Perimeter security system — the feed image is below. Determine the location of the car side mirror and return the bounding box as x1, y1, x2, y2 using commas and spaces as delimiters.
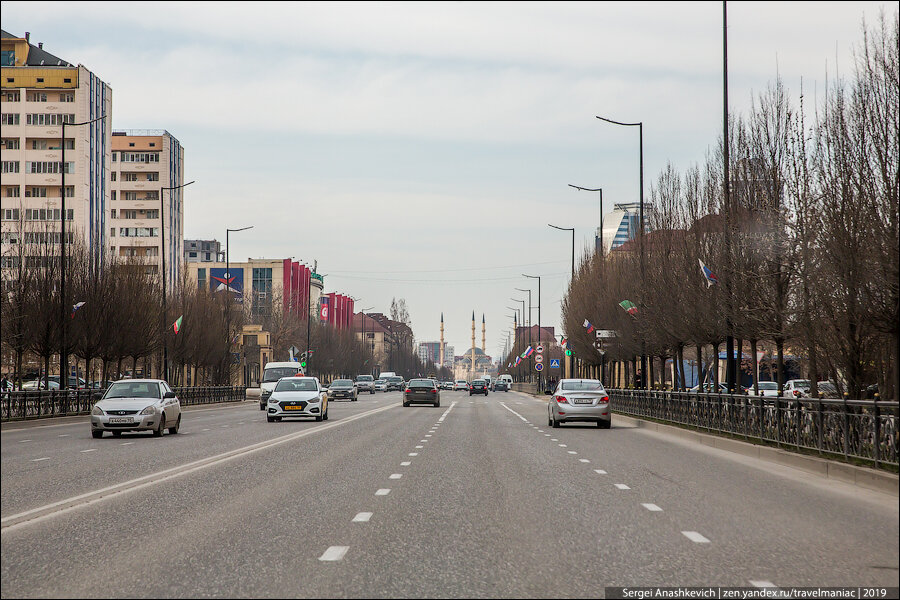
164, 391, 176, 399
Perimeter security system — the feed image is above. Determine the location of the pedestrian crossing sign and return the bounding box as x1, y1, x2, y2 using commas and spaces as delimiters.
549, 359, 560, 369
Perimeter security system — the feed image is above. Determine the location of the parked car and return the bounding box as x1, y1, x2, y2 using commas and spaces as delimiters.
469, 379, 488, 396
751, 381, 780, 397
783, 379, 811, 398
454, 379, 468, 391
327, 379, 358, 401
492, 380, 509, 392
266, 376, 328, 422
816, 381, 839, 398
548, 379, 610, 429
48, 375, 88, 389
22, 379, 60, 390
374, 379, 388, 392
90, 379, 181, 438
356, 374, 376, 394
688, 382, 728, 393
403, 378, 440, 407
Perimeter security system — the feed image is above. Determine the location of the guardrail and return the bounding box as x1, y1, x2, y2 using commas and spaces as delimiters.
609, 389, 899, 470
1, 386, 246, 422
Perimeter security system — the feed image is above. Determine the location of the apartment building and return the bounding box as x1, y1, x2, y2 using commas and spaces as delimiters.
109, 130, 184, 287
1, 30, 112, 271
184, 239, 222, 263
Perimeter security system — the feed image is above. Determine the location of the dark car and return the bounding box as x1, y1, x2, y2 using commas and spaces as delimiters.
469, 379, 489, 396
385, 376, 405, 392
327, 379, 358, 401
403, 378, 440, 407
492, 380, 509, 392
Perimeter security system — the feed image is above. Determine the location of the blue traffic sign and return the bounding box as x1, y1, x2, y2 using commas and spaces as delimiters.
535, 363, 544, 371
549, 359, 560, 369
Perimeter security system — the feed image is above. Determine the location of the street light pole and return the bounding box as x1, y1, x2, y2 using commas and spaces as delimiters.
597, 115, 646, 389
523, 274, 541, 392
160, 180, 194, 382
549, 223, 575, 379
514, 288, 532, 383
59, 114, 105, 388
224, 226, 253, 384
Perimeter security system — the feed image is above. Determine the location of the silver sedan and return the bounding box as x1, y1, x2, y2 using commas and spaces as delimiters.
90, 379, 181, 438
548, 379, 611, 429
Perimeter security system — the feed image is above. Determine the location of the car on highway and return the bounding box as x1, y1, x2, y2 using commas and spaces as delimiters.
403, 378, 440, 407
266, 376, 328, 422
90, 379, 181, 438
548, 379, 610, 429
442, 380, 454, 390
374, 378, 388, 392
492, 379, 509, 392
469, 379, 488, 396
385, 376, 405, 392
327, 379, 358, 401
259, 361, 305, 410
454, 379, 468, 391
356, 374, 376, 394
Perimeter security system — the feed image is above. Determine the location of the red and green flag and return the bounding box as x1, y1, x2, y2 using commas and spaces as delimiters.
173, 315, 183, 334
619, 300, 638, 316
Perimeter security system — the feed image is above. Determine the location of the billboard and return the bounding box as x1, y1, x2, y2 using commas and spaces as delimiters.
210, 268, 244, 303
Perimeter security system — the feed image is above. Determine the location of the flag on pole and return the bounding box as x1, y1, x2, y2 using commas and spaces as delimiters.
698, 259, 719, 287
619, 300, 638, 316
521, 345, 534, 358
71, 301, 86, 319
582, 319, 595, 334
561, 336, 569, 349
514, 356, 522, 366
172, 315, 183, 334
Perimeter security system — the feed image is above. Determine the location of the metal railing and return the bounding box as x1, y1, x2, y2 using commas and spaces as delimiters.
609, 389, 899, 470
1, 386, 246, 422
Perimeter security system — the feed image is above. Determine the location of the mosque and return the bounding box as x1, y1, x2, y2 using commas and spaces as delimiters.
452, 313, 494, 381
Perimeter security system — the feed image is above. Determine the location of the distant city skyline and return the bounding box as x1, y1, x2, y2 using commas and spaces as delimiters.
0, 1, 890, 358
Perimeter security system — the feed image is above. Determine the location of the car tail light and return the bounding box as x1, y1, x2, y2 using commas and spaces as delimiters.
556, 396, 568, 404
600, 395, 609, 403
432, 388, 438, 393
405, 388, 411, 393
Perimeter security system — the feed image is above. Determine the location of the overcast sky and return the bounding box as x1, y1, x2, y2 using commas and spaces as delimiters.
2, 1, 892, 360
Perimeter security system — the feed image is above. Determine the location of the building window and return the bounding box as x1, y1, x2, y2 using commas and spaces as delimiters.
1, 113, 20, 125
25, 187, 48, 197
1, 50, 14, 67
26, 92, 48, 102
110, 209, 116, 219
146, 172, 159, 181
3, 186, 21, 197
128, 142, 135, 147
36, 78, 44, 83
112, 152, 117, 162
252, 268, 273, 317
2, 208, 20, 221
120, 152, 160, 163
111, 172, 116, 181
63, 78, 72, 84
110, 227, 115, 237
2, 90, 20, 101
189, 252, 197, 258
25, 113, 75, 126
60, 92, 74, 102
1, 138, 19, 149
25, 161, 74, 174
198, 268, 206, 290
1, 161, 19, 173
123, 172, 138, 181
111, 191, 116, 200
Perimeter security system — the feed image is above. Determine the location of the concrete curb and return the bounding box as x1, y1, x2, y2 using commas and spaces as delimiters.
613, 413, 899, 497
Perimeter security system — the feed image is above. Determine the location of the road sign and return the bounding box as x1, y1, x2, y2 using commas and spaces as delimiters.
535, 354, 544, 363
536, 345, 544, 353
549, 358, 560, 369
596, 330, 618, 339
535, 363, 544, 372
289, 345, 299, 360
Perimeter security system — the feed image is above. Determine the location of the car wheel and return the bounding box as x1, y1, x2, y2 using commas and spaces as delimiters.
267, 416, 275, 422
153, 417, 165, 437
600, 419, 611, 429
548, 412, 553, 426
259, 403, 266, 411
169, 414, 181, 434
92, 430, 103, 439
552, 414, 561, 428
371, 390, 375, 394
315, 414, 323, 422
434, 401, 440, 408
403, 401, 410, 407
323, 408, 329, 420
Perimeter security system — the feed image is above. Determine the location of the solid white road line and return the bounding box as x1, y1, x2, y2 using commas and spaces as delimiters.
319, 546, 349, 561
682, 531, 710, 543
352, 512, 373, 523
80, 449, 97, 453
31, 457, 50, 462
2, 403, 400, 531
594, 469, 607, 475
642, 503, 663, 511
389, 474, 402, 479
375, 489, 391, 496
614, 484, 630, 490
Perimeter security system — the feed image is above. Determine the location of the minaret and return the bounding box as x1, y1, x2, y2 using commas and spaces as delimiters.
439, 313, 445, 370
481, 314, 486, 354
471, 311, 476, 380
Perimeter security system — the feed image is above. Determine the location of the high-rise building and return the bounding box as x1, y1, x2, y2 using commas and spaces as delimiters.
184, 239, 222, 263
1, 30, 112, 271
109, 130, 184, 287
595, 202, 645, 255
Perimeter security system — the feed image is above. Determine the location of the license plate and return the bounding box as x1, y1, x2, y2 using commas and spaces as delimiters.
109, 417, 133, 423
285, 406, 303, 411
574, 399, 593, 404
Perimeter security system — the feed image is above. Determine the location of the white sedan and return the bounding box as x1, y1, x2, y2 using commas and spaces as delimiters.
90, 379, 181, 438
267, 376, 329, 422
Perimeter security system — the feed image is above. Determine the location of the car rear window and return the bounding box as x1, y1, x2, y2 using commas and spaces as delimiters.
560, 380, 604, 391
758, 382, 777, 390
409, 379, 435, 387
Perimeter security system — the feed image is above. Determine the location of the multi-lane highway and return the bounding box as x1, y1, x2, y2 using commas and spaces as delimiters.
2, 390, 898, 597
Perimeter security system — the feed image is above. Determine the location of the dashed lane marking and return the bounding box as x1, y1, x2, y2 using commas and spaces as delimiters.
121, 442, 135, 446
352, 512, 373, 523
80, 449, 97, 453
594, 469, 607, 475
750, 581, 777, 588
389, 473, 402, 479
58, 434, 69, 437
18, 439, 31, 443
642, 503, 663, 511
400, 461, 411, 466
408, 452, 418, 456
567, 451, 577, 455
682, 531, 710, 543
579, 459, 590, 463
614, 484, 630, 490
31, 457, 50, 462
375, 489, 391, 496
319, 546, 349, 561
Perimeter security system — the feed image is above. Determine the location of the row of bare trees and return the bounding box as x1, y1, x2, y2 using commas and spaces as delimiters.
561, 12, 898, 400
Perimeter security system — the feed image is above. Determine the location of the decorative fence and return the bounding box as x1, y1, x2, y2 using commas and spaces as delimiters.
609, 389, 899, 470
1, 386, 246, 422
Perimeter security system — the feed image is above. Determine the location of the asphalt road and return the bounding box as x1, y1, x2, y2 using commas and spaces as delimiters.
1, 390, 897, 598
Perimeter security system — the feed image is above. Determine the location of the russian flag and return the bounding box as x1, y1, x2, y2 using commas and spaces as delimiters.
522, 346, 534, 358
582, 319, 595, 334
71, 301, 85, 319
699, 259, 719, 287
514, 356, 522, 366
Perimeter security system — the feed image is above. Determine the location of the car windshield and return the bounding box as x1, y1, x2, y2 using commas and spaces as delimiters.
560, 380, 604, 391
375, 379, 385, 384
263, 367, 302, 382
791, 380, 811, 389
357, 376, 374, 382
331, 380, 353, 388
387, 377, 403, 383
818, 382, 838, 394
409, 379, 435, 387
274, 379, 317, 392
104, 381, 160, 399
758, 382, 777, 390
